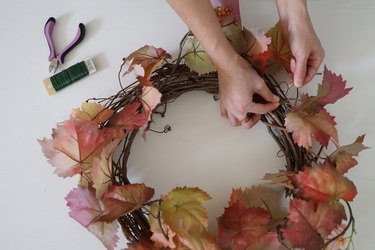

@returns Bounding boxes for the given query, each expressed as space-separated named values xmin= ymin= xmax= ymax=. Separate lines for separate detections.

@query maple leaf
xmin=285 ymin=108 xmax=338 ymax=148
xmin=149 ymin=203 xmax=177 ymax=249
xmin=294 ymin=160 xmax=357 ymax=203
xmin=141 ymin=86 xmax=162 ymax=122
xmin=160 ymin=187 xmax=211 ymax=233
xmin=183 ymin=36 xmax=216 ymax=75
xmin=263 ymin=171 xmax=295 ymax=189
xmin=87 ymin=221 xmax=119 ymax=250
xmin=315 ymin=66 xmax=353 ymax=107
xmin=211 ymin=0 xmax=241 ymax=26
xmin=39 ymin=118 xmax=108 ymax=177
xmin=65 ymin=186 xmax=103 ymax=227
xmin=99 ymin=183 xmax=154 ymax=223
xmin=282 ymin=199 xmax=338 ymax=250
xmin=90 ymin=140 xmax=119 ymax=199
xmin=108 ymin=102 xmax=148 ymax=139
xmin=123 ymin=45 xmax=171 ymax=79
xmin=329 ymin=135 xmax=368 ymax=174
xmin=217 ymin=202 xmax=271 ymax=249
xmin=266 ymin=22 xmax=293 ymax=73
xmin=71 ymin=102 xmax=114 ymax=125
xmin=229 ymin=185 xmax=287 ymax=220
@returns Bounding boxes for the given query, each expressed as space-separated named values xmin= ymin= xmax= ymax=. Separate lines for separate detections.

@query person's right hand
xmin=217 ymin=54 xmax=280 ymax=129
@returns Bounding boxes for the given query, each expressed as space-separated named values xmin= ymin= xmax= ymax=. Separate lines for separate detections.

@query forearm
xmin=166 ymin=0 xmax=238 ymax=70
xmin=275 ymin=0 xmax=313 ymax=30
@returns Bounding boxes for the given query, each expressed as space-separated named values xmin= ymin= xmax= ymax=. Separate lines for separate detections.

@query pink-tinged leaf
xmin=229 ymin=186 xmax=287 ymax=220
xmin=108 ymin=102 xmax=148 ymax=139
xmin=123 ymin=45 xmax=171 ymax=79
xmin=71 ymin=102 xmax=114 ymax=125
xmin=247 ymin=232 xmax=285 ymax=250
xmin=285 ymin=108 xmax=338 ymax=148
xmin=263 ymin=171 xmax=295 ymax=189
xmin=217 ymin=202 xmax=270 ymax=249
xmin=149 ymin=203 xmax=177 ymax=249
xmin=65 ymin=186 xmax=103 ymax=227
xmin=39 ymin=118 xmax=107 ymax=177
xmin=91 ymin=140 xmax=119 ymax=199
xmin=133 ymin=64 xmax=145 ymax=77
xmin=330 ymin=135 xmax=368 ymax=174
xmin=316 ymin=66 xmax=353 ymax=107
xmin=87 ymin=221 xmax=119 ymax=250
xmin=294 ymin=160 xmax=358 ymax=203
xmin=325 ymin=224 xmax=347 ymax=250
xmin=211 ymin=0 xmax=241 ymax=26
xmin=127 ymin=234 xmax=158 ymax=250
xmin=178 ymin=230 xmax=222 ymax=250
xmin=243 ymin=28 xmax=271 ymax=56
xmin=141 ymin=86 xmax=162 ymax=122
xmin=283 ymin=199 xmax=338 ymax=250
xmin=99 ymin=184 xmax=154 ymax=223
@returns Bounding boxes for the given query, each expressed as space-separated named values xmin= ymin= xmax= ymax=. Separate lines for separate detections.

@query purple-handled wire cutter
xmin=44 ymin=17 xmax=86 ymax=73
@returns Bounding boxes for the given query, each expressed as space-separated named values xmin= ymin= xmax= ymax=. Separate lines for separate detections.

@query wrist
xmin=275 ymin=0 xmax=309 ymax=24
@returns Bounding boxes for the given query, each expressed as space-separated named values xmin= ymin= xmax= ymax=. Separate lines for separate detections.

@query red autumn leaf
xmin=99 ymin=184 xmax=154 ymax=223
xmin=71 ymin=102 xmax=114 ymax=125
xmin=127 ymin=234 xmax=157 ymax=250
xmin=39 ymin=118 xmax=108 ymax=177
xmin=217 ymin=202 xmax=271 ymax=249
xmin=123 ymin=45 xmax=171 ymax=79
xmin=109 ymin=102 xmax=148 ymax=138
xmin=283 ymin=199 xmax=337 ymax=250
xmin=266 ymin=22 xmax=293 ymax=73
xmin=329 ymin=135 xmax=368 ymax=174
xmin=285 ymin=108 xmax=338 ymax=148
xmin=65 ymin=186 xmax=103 ymax=227
xmin=315 ymin=66 xmax=353 ymax=107
xmin=247 ymin=50 xmax=269 ymax=75
xmin=87 ymin=221 xmax=119 ymax=250
xmin=294 ymin=160 xmax=357 ymax=203
xmin=247 ymin=232 xmax=285 ymax=250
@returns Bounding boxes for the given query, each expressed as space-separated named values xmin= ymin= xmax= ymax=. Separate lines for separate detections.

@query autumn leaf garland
xmin=39 ymin=0 xmax=366 ymax=249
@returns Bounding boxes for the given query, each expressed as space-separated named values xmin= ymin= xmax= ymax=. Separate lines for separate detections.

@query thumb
xmin=291 ymin=57 xmax=307 ymax=87
xmin=256 ymin=84 xmax=279 ymax=103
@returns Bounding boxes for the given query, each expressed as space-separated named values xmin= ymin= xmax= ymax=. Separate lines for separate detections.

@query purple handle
xmin=44 ymin=17 xmax=56 ymax=62
xmin=57 ymin=23 xmax=86 ymax=64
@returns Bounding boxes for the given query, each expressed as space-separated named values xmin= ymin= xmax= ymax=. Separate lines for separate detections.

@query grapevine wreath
xmin=40 ymin=2 xmax=367 ymax=250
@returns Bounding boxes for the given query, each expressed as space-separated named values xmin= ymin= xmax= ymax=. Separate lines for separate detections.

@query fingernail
xmin=273 ymin=96 xmax=280 ymax=102
xmin=294 ymin=80 xmax=302 ymax=87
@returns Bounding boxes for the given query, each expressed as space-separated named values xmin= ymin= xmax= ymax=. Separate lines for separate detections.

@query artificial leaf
xmin=217 ymin=202 xmax=271 ymax=250
xmin=285 ymin=108 xmax=338 ymax=148
xmin=109 ymin=102 xmax=148 ymax=139
xmin=316 ymin=66 xmax=353 ymax=107
xmin=183 ymin=36 xmax=216 ymax=75
xmin=325 ymin=224 xmax=347 ymax=250
xmin=263 ymin=171 xmax=295 ymax=189
xmin=127 ymin=234 xmax=158 ymax=250
xmin=71 ymin=102 xmax=114 ymax=125
xmin=91 ymin=140 xmax=119 ymax=199
xmin=178 ymin=230 xmax=222 ymax=250
xmin=294 ymin=160 xmax=357 ymax=203
xmin=124 ymin=45 xmax=171 ymax=79
xmin=211 ymin=0 xmax=241 ymax=26
xmin=246 ymin=232 xmax=285 ymax=250
xmin=141 ymin=86 xmax=162 ymax=122
xmin=87 ymin=221 xmax=119 ymax=250
xmin=222 ymin=23 xmax=247 ymax=54
xmin=243 ymin=28 xmax=271 ymax=56
xmin=39 ymin=118 xmax=107 ymax=177
xmin=65 ymin=186 xmax=103 ymax=227
xmin=229 ymin=186 xmax=287 ymax=220
xmin=330 ymin=135 xmax=368 ymax=174
xmin=160 ymin=187 xmax=211 ymax=232
xmin=149 ymin=203 xmax=177 ymax=249
xmin=100 ymin=183 xmax=154 ymax=223
xmin=266 ymin=22 xmax=293 ymax=73
xmin=282 ymin=199 xmax=337 ymax=250
xmin=328 ymin=199 xmax=347 ymax=224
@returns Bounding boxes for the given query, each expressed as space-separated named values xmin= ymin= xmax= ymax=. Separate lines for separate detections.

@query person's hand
xmin=217 ymin=54 xmax=280 ymax=128
xmin=276 ymin=0 xmax=325 ymax=87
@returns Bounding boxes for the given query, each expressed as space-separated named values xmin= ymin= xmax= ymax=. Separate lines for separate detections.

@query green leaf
xmin=183 ymin=36 xmax=216 ymax=75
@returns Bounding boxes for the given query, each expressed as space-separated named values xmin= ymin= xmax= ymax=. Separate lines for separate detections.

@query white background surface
xmin=0 ymin=0 xmax=374 ymax=249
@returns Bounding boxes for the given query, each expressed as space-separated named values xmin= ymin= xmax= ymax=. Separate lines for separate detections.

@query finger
xmin=220 ymin=104 xmax=228 ymax=119
xmin=242 ymin=114 xmax=261 ymax=129
xmin=250 ymin=102 xmax=279 ymax=115
xmin=255 ymin=84 xmax=280 ymax=103
xmin=292 ymin=56 xmax=308 ymax=87
xmin=304 ymin=64 xmax=318 ymax=84
xmin=228 ymin=113 xmax=240 ymax=127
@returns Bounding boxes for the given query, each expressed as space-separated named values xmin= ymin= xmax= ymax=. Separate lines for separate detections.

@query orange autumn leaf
xmin=71 ymin=102 xmax=114 ymax=125
xmin=99 ymin=184 xmax=154 ymax=223
xmin=243 ymin=28 xmax=271 ymax=74
xmin=285 ymin=108 xmax=338 ymax=148
xmin=178 ymin=230 xmax=222 ymax=250
xmin=266 ymin=22 xmax=293 ymax=73
xmin=127 ymin=234 xmax=159 ymax=250
xmin=39 ymin=118 xmax=108 ymax=177
xmin=282 ymin=199 xmax=337 ymax=250
xmin=294 ymin=160 xmax=357 ymax=203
